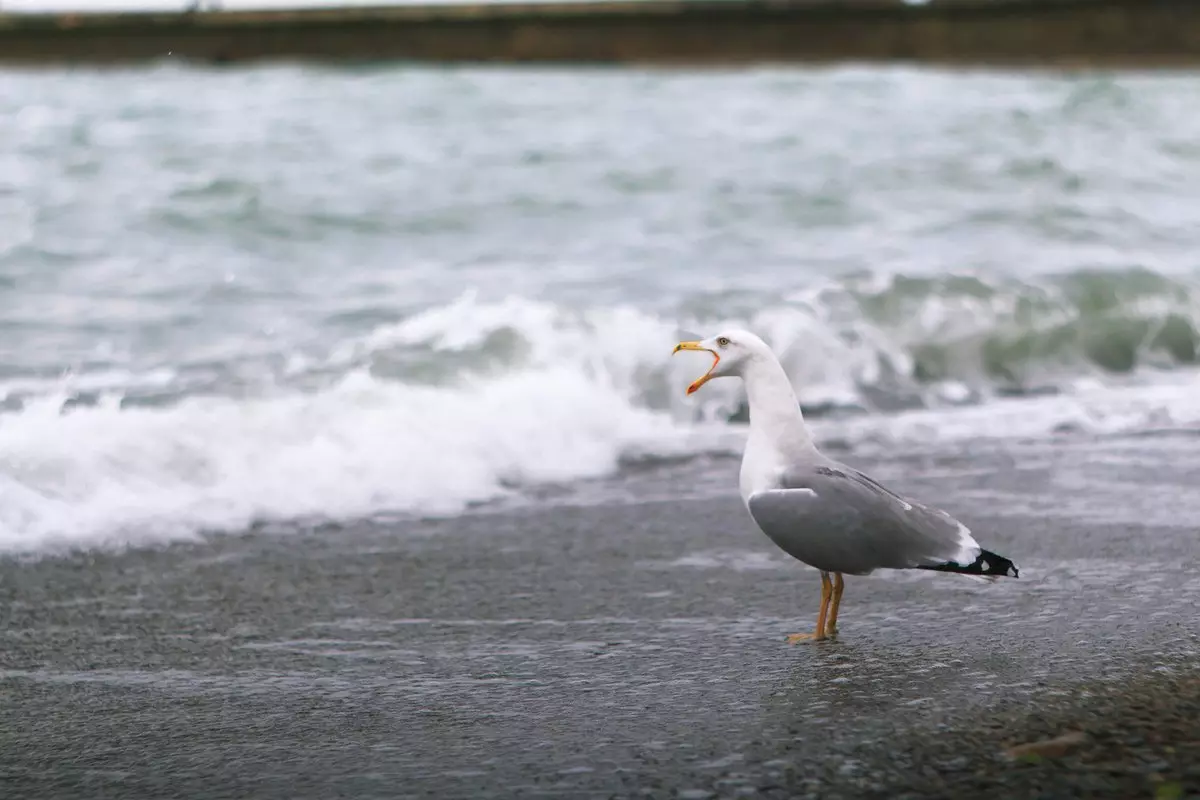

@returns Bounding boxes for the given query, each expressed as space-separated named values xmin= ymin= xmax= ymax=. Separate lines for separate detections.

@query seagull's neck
xmin=742 ymin=357 xmax=814 ymax=457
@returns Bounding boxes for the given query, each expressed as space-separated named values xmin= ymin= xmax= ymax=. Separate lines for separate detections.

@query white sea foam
xmin=2 ymin=291 xmax=1199 ymax=554
xmin=0 ymin=368 xmax=719 ymax=554
xmin=820 ymin=372 xmax=1200 ymax=449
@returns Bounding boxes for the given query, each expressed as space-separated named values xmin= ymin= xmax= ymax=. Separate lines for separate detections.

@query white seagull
xmin=673 ymin=329 xmax=1019 ymax=643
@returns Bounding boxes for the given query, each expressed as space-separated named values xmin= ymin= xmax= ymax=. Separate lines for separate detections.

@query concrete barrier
xmin=0 ymin=0 xmax=1198 ymax=67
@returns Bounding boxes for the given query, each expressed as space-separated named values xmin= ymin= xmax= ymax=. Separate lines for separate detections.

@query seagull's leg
xmin=786 ymin=571 xmax=832 ymax=644
xmin=825 ymin=573 xmax=845 ymax=636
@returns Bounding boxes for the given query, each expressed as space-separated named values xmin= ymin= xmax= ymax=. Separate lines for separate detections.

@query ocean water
xmin=2 ymin=64 xmax=1199 ymax=553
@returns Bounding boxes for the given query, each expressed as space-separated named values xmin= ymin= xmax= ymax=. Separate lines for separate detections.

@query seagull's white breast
xmin=738 ymin=430 xmax=789 ymax=506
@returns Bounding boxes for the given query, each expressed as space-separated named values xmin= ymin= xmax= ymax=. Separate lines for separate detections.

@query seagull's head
xmin=672 ymin=328 xmax=773 ymax=394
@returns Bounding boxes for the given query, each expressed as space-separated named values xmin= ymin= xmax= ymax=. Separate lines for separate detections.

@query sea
xmin=2 ymin=63 xmax=1200 ymax=554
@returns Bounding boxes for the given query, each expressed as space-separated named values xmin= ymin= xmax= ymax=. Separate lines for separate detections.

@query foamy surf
xmin=0 ymin=368 xmax=723 ymax=554
xmin=2 ymin=283 xmax=1199 ymax=555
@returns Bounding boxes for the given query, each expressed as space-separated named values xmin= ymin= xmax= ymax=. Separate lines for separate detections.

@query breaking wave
xmin=3 ymin=267 xmax=1200 ymax=553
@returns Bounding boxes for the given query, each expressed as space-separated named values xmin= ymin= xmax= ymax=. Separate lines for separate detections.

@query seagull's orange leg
xmin=825 ymin=573 xmax=845 ymax=637
xmin=787 ymin=571 xmax=832 ymax=644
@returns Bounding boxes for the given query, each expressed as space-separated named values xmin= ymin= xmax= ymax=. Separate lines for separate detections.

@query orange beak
xmin=672 ymin=341 xmax=719 ymax=395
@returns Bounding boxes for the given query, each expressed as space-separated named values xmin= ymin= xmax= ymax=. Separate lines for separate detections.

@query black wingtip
xmin=920 ymin=548 xmax=1019 ymax=578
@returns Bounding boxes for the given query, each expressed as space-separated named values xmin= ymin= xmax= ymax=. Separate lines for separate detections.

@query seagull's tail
xmin=920 ymin=549 xmax=1019 ymax=580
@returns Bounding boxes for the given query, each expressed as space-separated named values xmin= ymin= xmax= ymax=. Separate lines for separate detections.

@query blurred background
xmin=2 ymin=0 xmax=1199 ymax=555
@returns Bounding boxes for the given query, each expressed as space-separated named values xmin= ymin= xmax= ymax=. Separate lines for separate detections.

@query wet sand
xmin=2 ymin=446 xmax=1199 ymax=799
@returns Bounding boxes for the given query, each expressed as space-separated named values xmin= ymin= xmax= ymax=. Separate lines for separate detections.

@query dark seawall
xmin=1 ymin=0 xmax=1200 ymax=67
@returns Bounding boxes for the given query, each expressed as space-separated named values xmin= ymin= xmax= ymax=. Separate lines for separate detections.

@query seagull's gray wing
xmin=746 ymin=460 xmax=981 ymax=576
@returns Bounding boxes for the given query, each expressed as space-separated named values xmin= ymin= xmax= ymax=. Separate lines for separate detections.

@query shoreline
xmin=2 ymin=443 xmax=1199 ymax=797
xmin=3 ymin=0 xmax=1200 ymax=67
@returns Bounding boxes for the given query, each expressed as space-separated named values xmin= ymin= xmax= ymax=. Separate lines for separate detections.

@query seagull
xmin=673 ymin=329 xmax=1019 ymax=643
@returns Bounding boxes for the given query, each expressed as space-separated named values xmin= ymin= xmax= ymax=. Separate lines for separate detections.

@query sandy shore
xmin=2 ymin=447 xmax=1199 ymax=798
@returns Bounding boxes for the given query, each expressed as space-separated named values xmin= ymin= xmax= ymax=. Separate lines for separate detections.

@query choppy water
xmin=2 ymin=64 xmax=1200 ymax=552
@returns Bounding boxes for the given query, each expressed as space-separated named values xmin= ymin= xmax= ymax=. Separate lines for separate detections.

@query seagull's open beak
xmin=672 ymin=341 xmax=719 ymax=395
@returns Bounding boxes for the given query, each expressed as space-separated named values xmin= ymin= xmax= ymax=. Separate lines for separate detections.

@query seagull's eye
xmin=717 ymin=337 xmax=730 ymax=347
